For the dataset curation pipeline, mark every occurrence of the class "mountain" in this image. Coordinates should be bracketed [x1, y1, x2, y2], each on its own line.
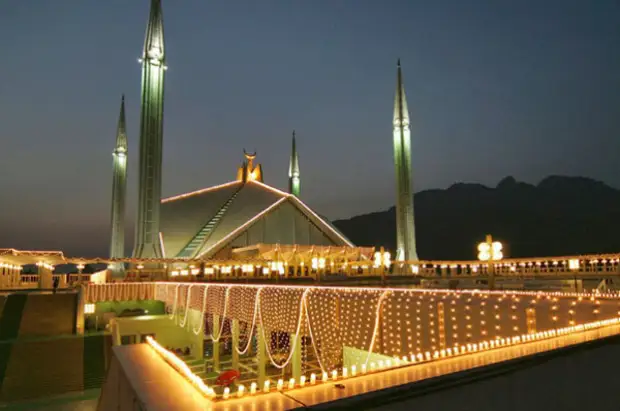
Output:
[332, 176, 620, 260]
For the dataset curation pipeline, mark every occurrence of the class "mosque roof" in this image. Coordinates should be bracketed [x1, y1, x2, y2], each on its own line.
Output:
[159, 180, 354, 259]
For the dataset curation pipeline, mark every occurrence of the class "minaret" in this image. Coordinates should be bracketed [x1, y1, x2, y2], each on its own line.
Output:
[393, 59, 418, 261]
[288, 131, 301, 197]
[133, 0, 166, 258]
[110, 95, 128, 271]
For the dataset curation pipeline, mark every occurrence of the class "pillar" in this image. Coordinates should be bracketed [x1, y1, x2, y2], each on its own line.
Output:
[111, 320, 121, 346]
[256, 325, 267, 385]
[488, 263, 496, 290]
[76, 285, 85, 334]
[9, 267, 16, 288]
[187, 308, 204, 360]
[290, 333, 302, 381]
[212, 314, 220, 372]
[38, 265, 53, 290]
[231, 319, 240, 370]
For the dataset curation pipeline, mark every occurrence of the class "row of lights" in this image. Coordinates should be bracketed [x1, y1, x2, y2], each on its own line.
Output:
[4, 265, 22, 271]
[146, 316, 620, 402]
[413, 258, 620, 271]
[35, 262, 55, 271]
[165, 259, 607, 276]
[168, 260, 338, 277]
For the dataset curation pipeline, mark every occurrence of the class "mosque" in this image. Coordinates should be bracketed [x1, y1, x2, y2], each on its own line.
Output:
[107, 0, 418, 274]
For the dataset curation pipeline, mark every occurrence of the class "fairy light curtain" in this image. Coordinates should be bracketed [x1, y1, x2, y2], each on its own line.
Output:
[85, 283, 620, 375]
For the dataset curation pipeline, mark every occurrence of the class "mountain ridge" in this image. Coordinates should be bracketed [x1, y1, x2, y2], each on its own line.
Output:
[332, 175, 620, 260]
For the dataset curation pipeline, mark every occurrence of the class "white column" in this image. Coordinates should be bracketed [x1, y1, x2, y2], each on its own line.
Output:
[212, 315, 220, 372]
[0, 265, 6, 288]
[290, 333, 302, 381]
[38, 265, 53, 289]
[76, 285, 85, 334]
[231, 319, 240, 369]
[256, 325, 267, 385]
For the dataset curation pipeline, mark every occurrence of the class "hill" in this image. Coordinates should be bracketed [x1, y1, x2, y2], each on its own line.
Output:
[332, 176, 620, 260]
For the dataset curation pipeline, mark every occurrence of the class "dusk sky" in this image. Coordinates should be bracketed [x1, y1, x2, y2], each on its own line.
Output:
[1, 0, 619, 256]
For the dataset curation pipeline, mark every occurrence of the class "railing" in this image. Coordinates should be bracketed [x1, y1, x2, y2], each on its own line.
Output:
[87, 282, 620, 401]
[121, 254, 620, 282]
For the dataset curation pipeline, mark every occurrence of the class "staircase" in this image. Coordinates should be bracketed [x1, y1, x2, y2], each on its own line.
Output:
[181, 356, 220, 387]
[183, 357, 206, 379]
[83, 334, 109, 389]
[0, 336, 84, 401]
[176, 187, 243, 258]
[19, 293, 77, 337]
[0, 294, 27, 341]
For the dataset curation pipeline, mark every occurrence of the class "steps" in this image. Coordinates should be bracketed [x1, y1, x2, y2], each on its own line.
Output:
[185, 357, 207, 378]
[0, 343, 11, 389]
[0, 294, 27, 341]
[176, 187, 243, 258]
[18, 293, 77, 337]
[83, 334, 107, 389]
[0, 337, 84, 401]
[0, 296, 6, 320]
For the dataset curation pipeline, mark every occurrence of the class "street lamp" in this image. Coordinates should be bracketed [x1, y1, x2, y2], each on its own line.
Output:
[477, 235, 503, 261]
[477, 234, 503, 290]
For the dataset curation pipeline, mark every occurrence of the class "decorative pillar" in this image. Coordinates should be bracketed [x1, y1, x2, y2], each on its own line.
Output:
[76, 285, 85, 334]
[38, 264, 53, 290]
[290, 333, 302, 381]
[11, 267, 19, 288]
[111, 320, 121, 345]
[256, 325, 267, 385]
[231, 319, 240, 370]
[212, 314, 220, 372]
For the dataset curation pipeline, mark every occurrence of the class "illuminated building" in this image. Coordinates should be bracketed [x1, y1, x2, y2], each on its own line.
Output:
[109, 95, 128, 274]
[393, 59, 418, 262]
[160, 152, 353, 260]
[133, 0, 166, 259]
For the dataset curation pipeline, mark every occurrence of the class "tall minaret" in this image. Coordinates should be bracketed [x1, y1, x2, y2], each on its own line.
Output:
[110, 95, 128, 269]
[393, 59, 418, 261]
[288, 131, 301, 197]
[133, 0, 166, 258]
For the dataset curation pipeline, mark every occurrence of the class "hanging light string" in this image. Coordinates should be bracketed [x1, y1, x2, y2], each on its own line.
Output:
[179, 284, 193, 328]
[258, 288, 309, 369]
[364, 290, 390, 367]
[168, 284, 180, 320]
[211, 286, 230, 342]
[192, 285, 210, 336]
[235, 287, 262, 355]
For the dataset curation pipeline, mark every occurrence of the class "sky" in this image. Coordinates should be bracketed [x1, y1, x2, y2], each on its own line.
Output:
[0, 0, 619, 257]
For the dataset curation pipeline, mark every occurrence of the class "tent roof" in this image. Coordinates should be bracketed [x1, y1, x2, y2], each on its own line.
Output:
[160, 180, 353, 259]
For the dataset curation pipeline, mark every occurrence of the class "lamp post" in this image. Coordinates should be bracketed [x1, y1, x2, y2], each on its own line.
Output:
[374, 247, 392, 284]
[477, 234, 503, 290]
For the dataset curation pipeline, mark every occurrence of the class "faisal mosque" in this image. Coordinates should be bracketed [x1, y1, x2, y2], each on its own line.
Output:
[107, 0, 418, 272]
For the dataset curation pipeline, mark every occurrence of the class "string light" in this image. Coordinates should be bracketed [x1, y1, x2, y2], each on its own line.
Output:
[95, 283, 620, 401]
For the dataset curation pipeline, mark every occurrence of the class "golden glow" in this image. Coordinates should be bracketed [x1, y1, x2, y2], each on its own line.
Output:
[84, 304, 95, 314]
[112, 282, 620, 402]
[478, 241, 503, 261]
[161, 181, 240, 203]
[145, 336, 216, 399]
